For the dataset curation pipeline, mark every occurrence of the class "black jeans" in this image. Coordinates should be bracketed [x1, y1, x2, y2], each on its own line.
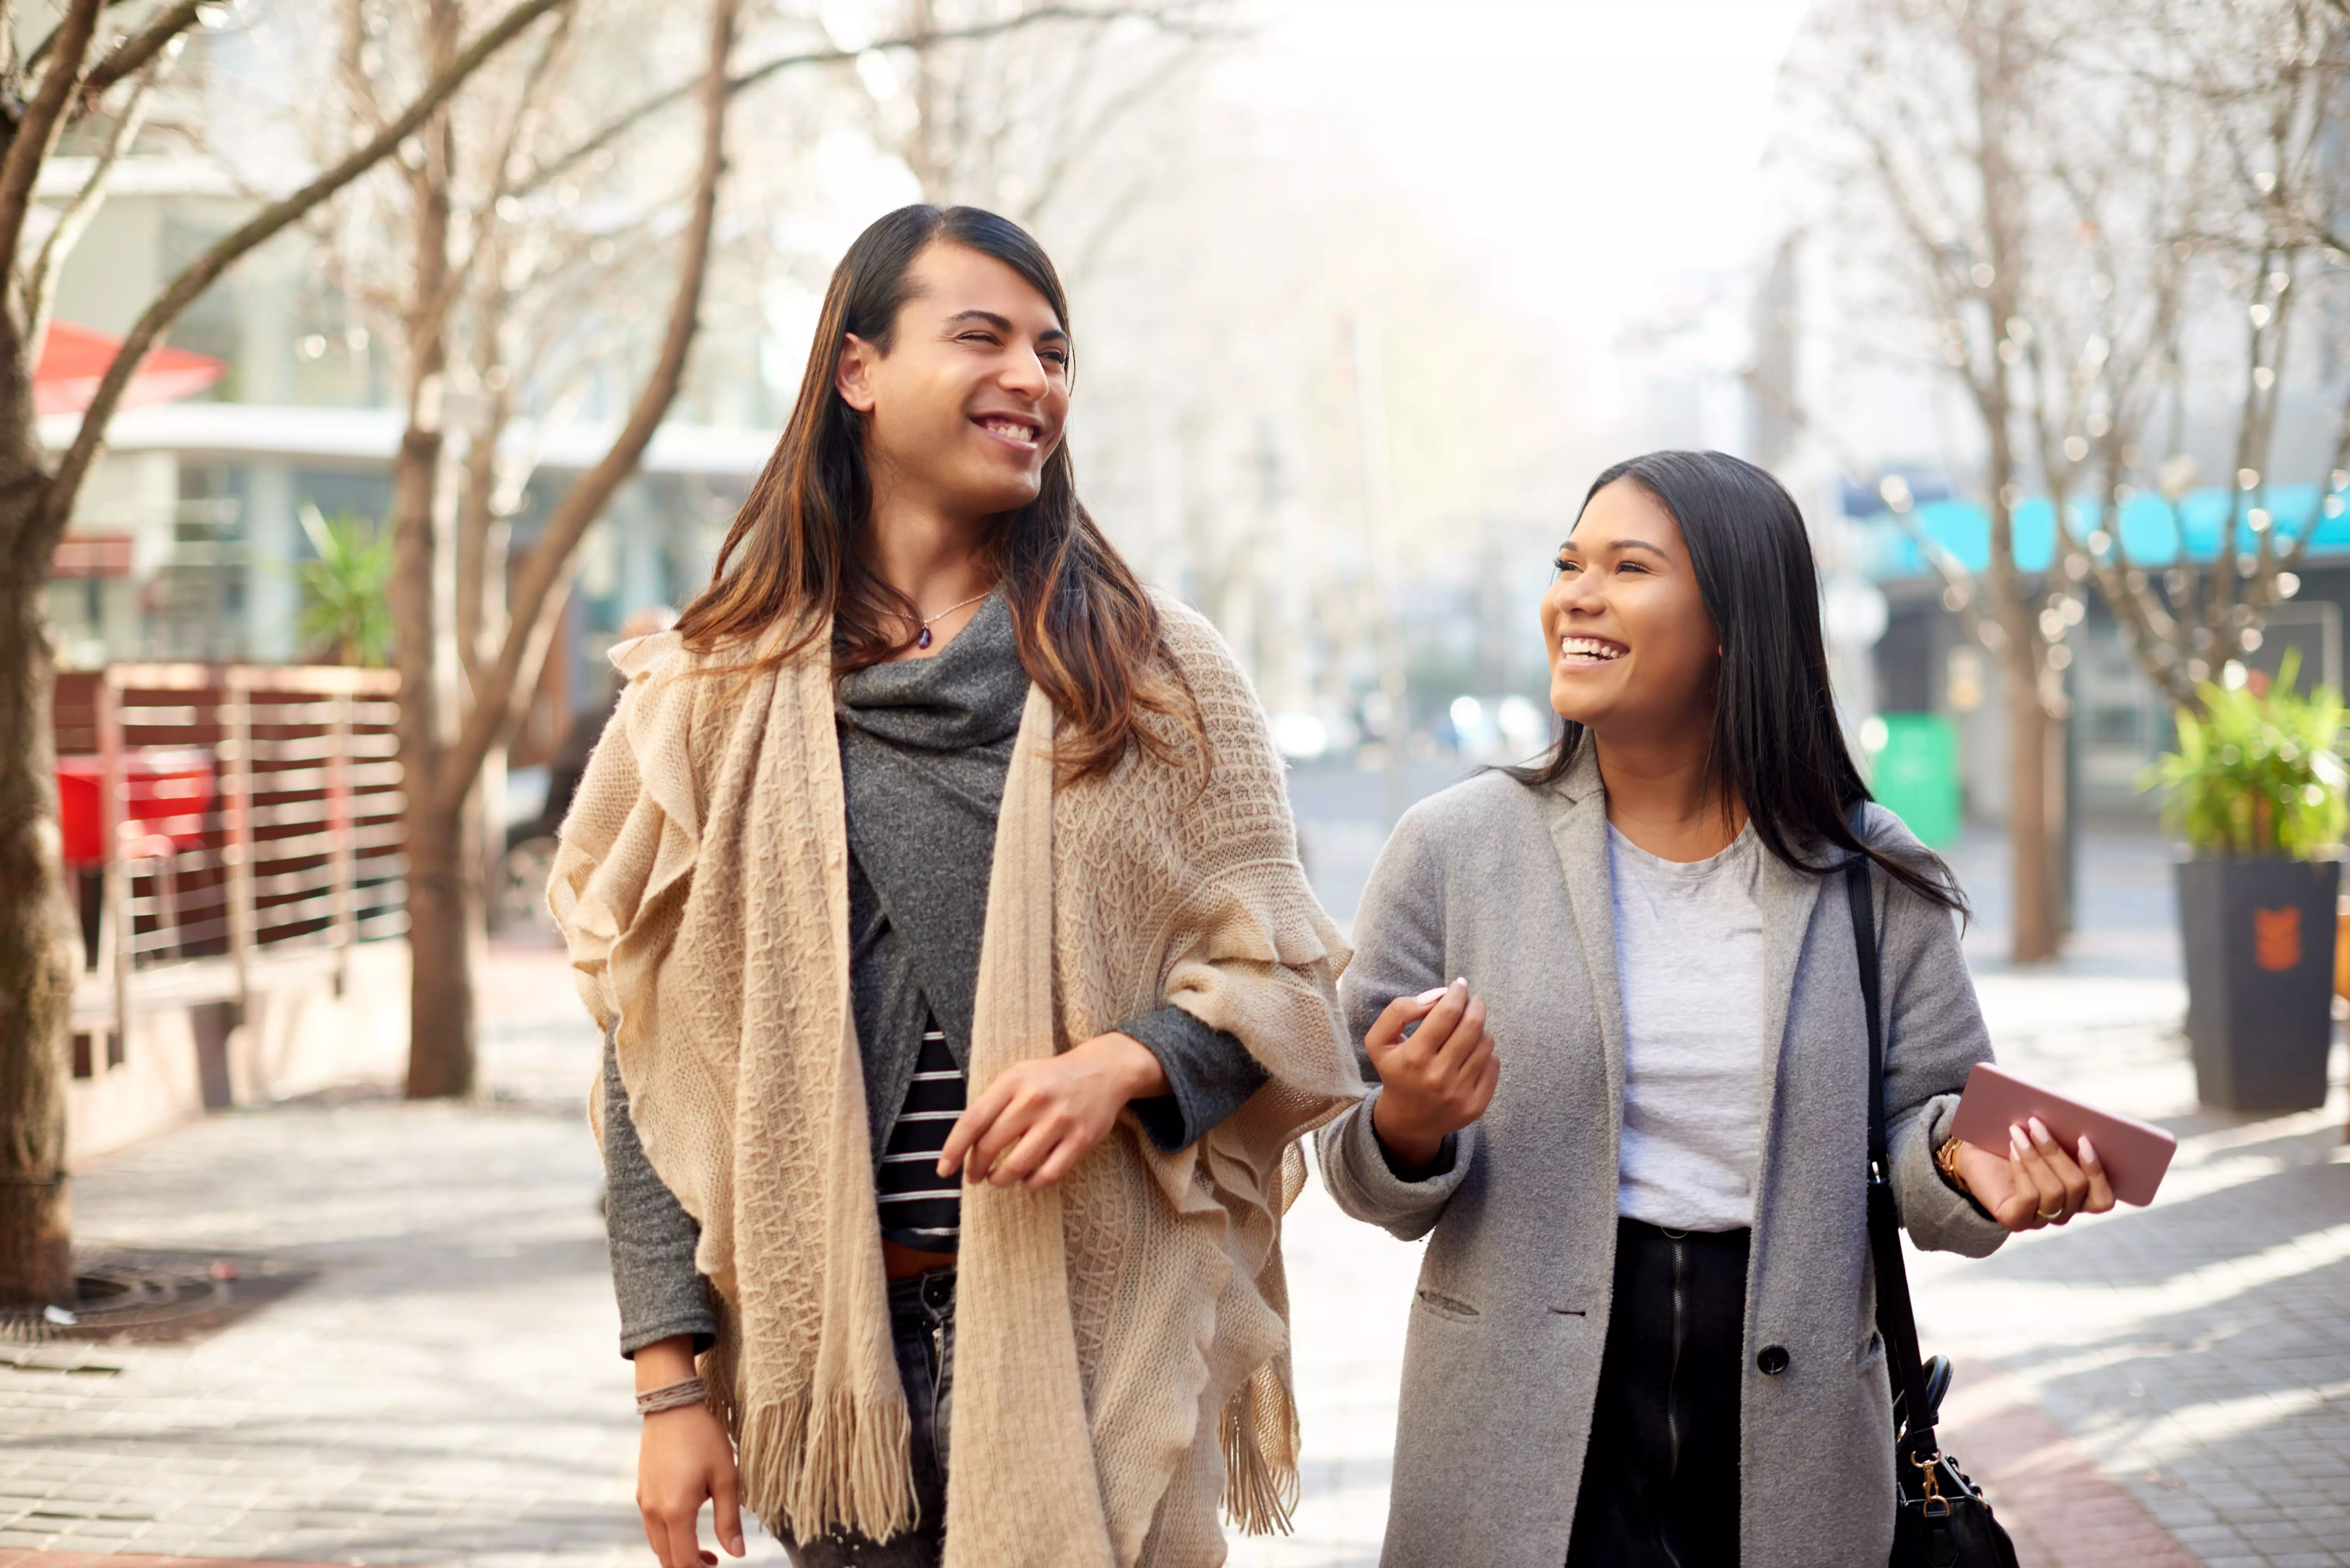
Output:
[1564, 1218, 1750, 1568]
[780, 1266, 955, 1568]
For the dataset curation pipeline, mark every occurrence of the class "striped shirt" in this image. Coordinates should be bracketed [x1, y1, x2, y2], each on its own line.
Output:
[875, 1021, 967, 1250]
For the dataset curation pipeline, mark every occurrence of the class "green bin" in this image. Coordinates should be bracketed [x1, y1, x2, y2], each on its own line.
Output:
[1866, 712, 1960, 849]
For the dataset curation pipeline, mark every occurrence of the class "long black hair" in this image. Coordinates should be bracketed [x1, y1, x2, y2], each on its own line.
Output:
[1507, 449, 1966, 916]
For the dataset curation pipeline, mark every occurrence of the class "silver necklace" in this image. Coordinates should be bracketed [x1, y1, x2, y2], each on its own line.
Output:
[912, 589, 990, 649]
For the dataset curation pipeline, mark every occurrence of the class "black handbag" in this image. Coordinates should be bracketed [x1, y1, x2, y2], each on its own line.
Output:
[1845, 856, 2021, 1568]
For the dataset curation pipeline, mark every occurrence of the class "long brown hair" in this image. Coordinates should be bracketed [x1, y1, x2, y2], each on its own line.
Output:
[674, 204, 1192, 780]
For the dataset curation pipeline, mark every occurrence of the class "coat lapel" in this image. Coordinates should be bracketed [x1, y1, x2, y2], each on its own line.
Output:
[1542, 747, 1627, 1121]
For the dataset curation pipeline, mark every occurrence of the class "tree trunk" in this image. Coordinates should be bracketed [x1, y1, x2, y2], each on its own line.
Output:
[0, 0, 570, 1291]
[402, 797, 479, 1100]
[389, 30, 463, 1098]
[389, 406, 467, 1096]
[2004, 658, 2059, 963]
[0, 484, 78, 1306]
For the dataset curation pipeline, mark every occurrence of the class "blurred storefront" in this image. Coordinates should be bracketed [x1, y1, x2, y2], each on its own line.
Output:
[1851, 483, 2349, 828]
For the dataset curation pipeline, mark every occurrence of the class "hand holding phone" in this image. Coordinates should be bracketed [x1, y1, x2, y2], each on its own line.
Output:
[1945, 1062, 2177, 1230]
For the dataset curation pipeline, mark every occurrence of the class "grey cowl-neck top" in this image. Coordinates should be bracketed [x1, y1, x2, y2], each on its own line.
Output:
[599, 594, 1269, 1355]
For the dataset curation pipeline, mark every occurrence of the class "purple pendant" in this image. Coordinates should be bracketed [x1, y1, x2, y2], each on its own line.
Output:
[917, 626, 933, 650]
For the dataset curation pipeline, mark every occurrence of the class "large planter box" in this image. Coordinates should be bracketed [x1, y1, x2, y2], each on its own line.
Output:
[2178, 856, 2343, 1111]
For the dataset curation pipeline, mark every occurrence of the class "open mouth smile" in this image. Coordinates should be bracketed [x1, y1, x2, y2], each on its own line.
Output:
[1559, 634, 1627, 669]
[974, 414, 1043, 451]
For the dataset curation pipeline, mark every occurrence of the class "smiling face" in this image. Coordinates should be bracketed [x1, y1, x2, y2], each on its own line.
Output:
[835, 241, 1071, 523]
[1542, 477, 1723, 744]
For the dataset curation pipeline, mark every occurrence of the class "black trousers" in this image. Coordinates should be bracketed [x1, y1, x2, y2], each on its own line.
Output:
[780, 1266, 955, 1568]
[1564, 1217, 1751, 1568]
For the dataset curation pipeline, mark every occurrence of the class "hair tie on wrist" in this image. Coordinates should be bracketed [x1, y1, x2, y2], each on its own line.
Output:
[637, 1375, 708, 1416]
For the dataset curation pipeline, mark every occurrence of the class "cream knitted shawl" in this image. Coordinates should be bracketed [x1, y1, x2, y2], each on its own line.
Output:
[550, 595, 1360, 1567]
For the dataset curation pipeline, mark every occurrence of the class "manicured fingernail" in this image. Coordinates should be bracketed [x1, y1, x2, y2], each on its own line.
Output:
[2010, 1127, 2027, 1155]
[1416, 986, 1447, 1003]
[2079, 1136, 2097, 1164]
[2029, 1116, 2053, 1145]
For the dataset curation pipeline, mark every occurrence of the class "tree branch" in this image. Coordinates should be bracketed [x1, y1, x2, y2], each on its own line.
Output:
[514, 2, 1184, 199]
[1021, 34, 1201, 227]
[335, 0, 388, 140]
[0, 0, 102, 269]
[77, 0, 200, 99]
[26, 54, 164, 354]
[438, 0, 739, 809]
[452, 380, 510, 694]
[37, 0, 573, 549]
[23, 0, 130, 77]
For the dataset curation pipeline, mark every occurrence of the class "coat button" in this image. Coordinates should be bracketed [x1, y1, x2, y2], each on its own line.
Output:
[1756, 1345, 1790, 1375]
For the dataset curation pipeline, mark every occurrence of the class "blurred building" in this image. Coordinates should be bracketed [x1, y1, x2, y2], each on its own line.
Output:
[38, 26, 772, 770]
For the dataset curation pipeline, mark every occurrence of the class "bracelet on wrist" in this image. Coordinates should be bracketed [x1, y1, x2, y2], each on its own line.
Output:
[636, 1375, 707, 1416]
[1934, 1135, 1969, 1193]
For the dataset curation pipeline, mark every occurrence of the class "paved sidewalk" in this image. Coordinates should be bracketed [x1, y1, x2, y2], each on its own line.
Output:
[0, 944, 786, 1568]
[1912, 973, 2350, 1568]
[0, 1555, 351, 1567]
[4, 942, 2346, 1566]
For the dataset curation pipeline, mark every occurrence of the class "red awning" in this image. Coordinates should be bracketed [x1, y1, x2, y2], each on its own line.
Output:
[35, 321, 225, 419]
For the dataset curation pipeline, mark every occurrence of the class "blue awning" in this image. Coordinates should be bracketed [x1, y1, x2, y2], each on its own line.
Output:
[1858, 485, 2349, 580]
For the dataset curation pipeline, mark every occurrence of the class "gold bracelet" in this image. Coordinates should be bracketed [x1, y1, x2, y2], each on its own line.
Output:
[1934, 1135, 1969, 1192]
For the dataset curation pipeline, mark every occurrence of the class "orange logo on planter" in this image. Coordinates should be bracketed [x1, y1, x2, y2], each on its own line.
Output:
[2254, 906, 2303, 972]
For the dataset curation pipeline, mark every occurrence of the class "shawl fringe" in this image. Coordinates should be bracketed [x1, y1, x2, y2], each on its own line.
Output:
[731, 1386, 917, 1545]
[1218, 1365, 1302, 1537]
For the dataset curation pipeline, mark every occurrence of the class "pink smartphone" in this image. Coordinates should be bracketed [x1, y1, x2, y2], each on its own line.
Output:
[1946, 1062, 2178, 1208]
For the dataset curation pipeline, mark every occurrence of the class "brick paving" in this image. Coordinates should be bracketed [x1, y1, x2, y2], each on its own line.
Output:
[3, 935, 2346, 1566]
[1910, 971, 2350, 1568]
[0, 942, 786, 1568]
[0, 1557, 351, 1568]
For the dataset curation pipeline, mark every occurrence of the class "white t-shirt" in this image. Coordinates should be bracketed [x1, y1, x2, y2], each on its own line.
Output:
[1606, 820, 1768, 1231]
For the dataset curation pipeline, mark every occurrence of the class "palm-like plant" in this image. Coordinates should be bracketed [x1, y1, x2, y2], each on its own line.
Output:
[2148, 650, 2348, 858]
[292, 503, 393, 666]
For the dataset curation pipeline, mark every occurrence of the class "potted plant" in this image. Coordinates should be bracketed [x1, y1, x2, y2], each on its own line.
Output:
[2149, 651, 2347, 1112]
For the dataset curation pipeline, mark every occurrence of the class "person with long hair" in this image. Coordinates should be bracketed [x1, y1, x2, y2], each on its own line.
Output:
[1315, 451, 2112, 1567]
[550, 205, 1359, 1568]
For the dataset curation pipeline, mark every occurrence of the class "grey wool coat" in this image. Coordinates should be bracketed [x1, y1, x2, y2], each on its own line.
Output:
[1314, 749, 2009, 1568]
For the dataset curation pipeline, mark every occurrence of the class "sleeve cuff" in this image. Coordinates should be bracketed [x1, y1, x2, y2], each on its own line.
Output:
[1119, 1004, 1271, 1153]
[1377, 1127, 1458, 1183]
[1314, 1087, 1475, 1241]
[1894, 1093, 2008, 1259]
[620, 1312, 718, 1360]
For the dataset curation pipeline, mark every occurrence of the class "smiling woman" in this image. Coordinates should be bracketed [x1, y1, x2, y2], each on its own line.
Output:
[674, 204, 1195, 779]
[554, 206, 1358, 1568]
[1316, 450, 2093, 1568]
[1519, 452, 1962, 899]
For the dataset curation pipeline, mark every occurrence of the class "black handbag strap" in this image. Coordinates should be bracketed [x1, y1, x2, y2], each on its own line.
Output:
[1845, 851, 1944, 1472]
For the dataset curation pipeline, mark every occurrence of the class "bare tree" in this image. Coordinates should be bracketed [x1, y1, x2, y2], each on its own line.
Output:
[1797, 0, 2080, 961]
[349, 0, 1191, 1099]
[0, 0, 569, 1306]
[854, 0, 1226, 262]
[306, 0, 744, 1100]
[2052, 1, 2350, 709]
